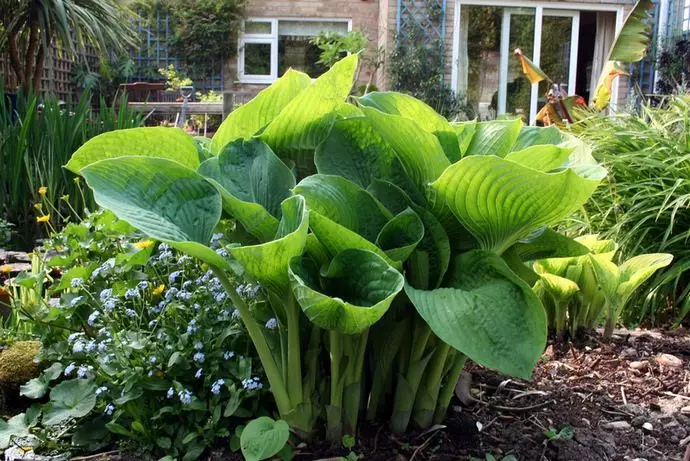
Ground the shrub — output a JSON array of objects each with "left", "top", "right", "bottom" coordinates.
[
  {"left": 66, "top": 55, "right": 605, "bottom": 440},
  {"left": 570, "top": 96, "right": 690, "bottom": 325},
  {"left": 1, "top": 210, "right": 265, "bottom": 458}
]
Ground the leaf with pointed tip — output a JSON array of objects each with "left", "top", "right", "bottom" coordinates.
[
  {"left": 405, "top": 250, "right": 547, "bottom": 379},
  {"left": 505, "top": 145, "right": 574, "bottom": 172},
  {"left": 431, "top": 156, "right": 605, "bottom": 253},
  {"left": 362, "top": 106, "right": 450, "bottom": 193},
  {"left": 210, "top": 69, "right": 312, "bottom": 153},
  {"left": 376, "top": 208, "right": 425, "bottom": 262},
  {"left": 260, "top": 55, "right": 358, "bottom": 176},
  {"left": 67, "top": 127, "right": 200, "bottom": 172},
  {"left": 289, "top": 249, "right": 404, "bottom": 334},
  {"left": 358, "top": 91, "right": 461, "bottom": 162},
  {"left": 511, "top": 126, "right": 563, "bottom": 152},
  {"left": 452, "top": 120, "right": 477, "bottom": 155},
  {"left": 198, "top": 139, "right": 294, "bottom": 242},
  {"left": 314, "top": 117, "right": 425, "bottom": 204},
  {"left": 617, "top": 253, "right": 673, "bottom": 304},
  {"left": 80, "top": 157, "right": 229, "bottom": 269},
  {"left": 607, "top": 0, "right": 654, "bottom": 63},
  {"left": 464, "top": 119, "right": 522, "bottom": 157},
  {"left": 513, "top": 228, "right": 590, "bottom": 261},
  {"left": 229, "top": 195, "right": 309, "bottom": 295}
]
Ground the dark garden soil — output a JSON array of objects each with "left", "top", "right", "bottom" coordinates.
[{"left": 291, "top": 328, "right": 690, "bottom": 461}]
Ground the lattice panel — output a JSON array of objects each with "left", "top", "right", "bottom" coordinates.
[{"left": 397, "top": 0, "right": 447, "bottom": 44}]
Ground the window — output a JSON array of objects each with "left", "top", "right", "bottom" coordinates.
[
  {"left": 684, "top": 0, "right": 690, "bottom": 32},
  {"left": 238, "top": 18, "right": 351, "bottom": 83}
]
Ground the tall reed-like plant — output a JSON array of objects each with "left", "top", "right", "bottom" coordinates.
[
  {"left": 0, "top": 83, "right": 145, "bottom": 248},
  {"left": 570, "top": 96, "right": 690, "bottom": 325}
]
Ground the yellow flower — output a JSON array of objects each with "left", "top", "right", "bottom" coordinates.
[
  {"left": 134, "top": 240, "right": 154, "bottom": 250},
  {"left": 38, "top": 186, "right": 47, "bottom": 196},
  {"left": 152, "top": 284, "right": 165, "bottom": 295},
  {"left": 0, "top": 265, "right": 11, "bottom": 273},
  {"left": 36, "top": 215, "right": 50, "bottom": 223}
]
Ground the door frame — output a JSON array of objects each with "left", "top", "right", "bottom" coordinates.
[{"left": 451, "top": 0, "right": 625, "bottom": 121}]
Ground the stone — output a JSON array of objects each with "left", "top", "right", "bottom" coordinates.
[
  {"left": 642, "top": 422, "right": 654, "bottom": 431},
  {"left": 682, "top": 406, "right": 690, "bottom": 415},
  {"left": 602, "top": 421, "right": 631, "bottom": 430},
  {"left": 621, "top": 403, "right": 646, "bottom": 416},
  {"left": 621, "top": 347, "right": 638, "bottom": 359},
  {"left": 657, "top": 353, "right": 683, "bottom": 368},
  {"left": 631, "top": 416, "right": 647, "bottom": 427},
  {"left": 629, "top": 360, "right": 648, "bottom": 370}
]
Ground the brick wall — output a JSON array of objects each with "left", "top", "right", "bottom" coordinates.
[{"left": 225, "top": 0, "right": 381, "bottom": 94}]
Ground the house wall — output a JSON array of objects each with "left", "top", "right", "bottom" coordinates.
[{"left": 225, "top": 0, "right": 381, "bottom": 95}]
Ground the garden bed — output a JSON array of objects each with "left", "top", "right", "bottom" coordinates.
[{"left": 287, "top": 329, "right": 689, "bottom": 461}]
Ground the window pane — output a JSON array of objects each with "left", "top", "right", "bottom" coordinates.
[
  {"left": 278, "top": 20, "right": 348, "bottom": 36},
  {"left": 278, "top": 36, "right": 326, "bottom": 77},
  {"left": 507, "top": 9, "right": 535, "bottom": 120},
  {"left": 245, "top": 21, "right": 272, "bottom": 35},
  {"left": 244, "top": 43, "right": 272, "bottom": 75},
  {"left": 538, "top": 16, "right": 573, "bottom": 111}
]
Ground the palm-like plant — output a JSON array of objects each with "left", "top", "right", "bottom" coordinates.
[{"left": 0, "top": 0, "right": 138, "bottom": 93}]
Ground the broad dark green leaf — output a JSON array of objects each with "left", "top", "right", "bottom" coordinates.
[
  {"left": 289, "top": 249, "right": 404, "bottom": 334},
  {"left": 43, "top": 379, "right": 97, "bottom": 426},
  {"left": 405, "top": 250, "right": 547, "bottom": 379},
  {"left": 211, "top": 69, "right": 312, "bottom": 153},
  {"left": 67, "top": 127, "right": 200, "bottom": 172},
  {"left": 376, "top": 208, "right": 425, "bottom": 262},
  {"left": 80, "top": 156, "right": 228, "bottom": 269}
]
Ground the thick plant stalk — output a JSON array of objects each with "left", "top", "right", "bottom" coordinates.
[
  {"left": 432, "top": 352, "right": 467, "bottom": 425},
  {"left": 413, "top": 340, "right": 450, "bottom": 429},
  {"left": 327, "top": 330, "right": 344, "bottom": 441},
  {"left": 286, "top": 296, "right": 304, "bottom": 408},
  {"left": 603, "top": 303, "right": 617, "bottom": 340},
  {"left": 342, "top": 330, "right": 369, "bottom": 436},
  {"left": 211, "top": 268, "right": 292, "bottom": 418}
]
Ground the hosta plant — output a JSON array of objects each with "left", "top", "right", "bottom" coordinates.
[
  {"left": 66, "top": 55, "right": 606, "bottom": 439},
  {"left": 533, "top": 235, "right": 672, "bottom": 339}
]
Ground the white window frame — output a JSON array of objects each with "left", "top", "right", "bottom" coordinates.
[
  {"left": 238, "top": 17, "right": 353, "bottom": 84},
  {"left": 451, "top": 0, "right": 625, "bottom": 123}
]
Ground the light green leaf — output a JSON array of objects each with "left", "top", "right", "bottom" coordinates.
[
  {"left": 20, "top": 363, "right": 63, "bottom": 399},
  {"left": 0, "top": 414, "right": 30, "bottom": 449},
  {"left": 43, "top": 379, "right": 97, "bottom": 426},
  {"left": 513, "top": 228, "right": 590, "bottom": 261},
  {"left": 260, "top": 55, "right": 358, "bottom": 176},
  {"left": 211, "top": 69, "right": 312, "bottom": 153},
  {"left": 80, "top": 157, "right": 228, "bottom": 270},
  {"left": 289, "top": 249, "right": 404, "bottom": 334},
  {"left": 464, "top": 119, "right": 523, "bottom": 157},
  {"left": 230, "top": 195, "right": 309, "bottom": 295},
  {"left": 505, "top": 145, "right": 573, "bottom": 172},
  {"left": 66, "top": 127, "right": 200, "bottom": 172},
  {"left": 452, "top": 120, "right": 477, "bottom": 155},
  {"left": 510, "top": 125, "right": 562, "bottom": 151},
  {"left": 431, "top": 155, "right": 605, "bottom": 253},
  {"left": 240, "top": 417, "right": 290, "bottom": 461},
  {"left": 617, "top": 253, "right": 673, "bottom": 303},
  {"left": 539, "top": 273, "right": 580, "bottom": 302},
  {"left": 405, "top": 250, "right": 547, "bottom": 379},
  {"left": 362, "top": 106, "right": 450, "bottom": 193},
  {"left": 358, "top": 91, "right": 461, "bottom": 162},
  {"left": 376, "top": 208, "right": 425, "bottom": 262},
  {"left": 607, "top": 0, "right": 654, "bottom": 63},
  {"left": 587, "top": 255, "right": 620, "bottom": 304},
  {"left": 199, "top": 139, "right": 294, "bottom": 242}
]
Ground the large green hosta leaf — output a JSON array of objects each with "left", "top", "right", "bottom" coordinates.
[
  {"left": 260, "top": 55, "right": 358, "bottom": 175},
  {"left": 198, "top": 139, "right": 294, "bottom": 242},
  {"left": 80, "top": 156, "right": 228, "bottom": 269},
  {"left": 452, "top": 120, "right": 477, "bottom": 155},
  {"left": 505, "top": 145, "right": 573, "bottom": 172},
  {"left": 405, "top": 250, "right": 547, "bottom": 379},
  {"left": 210, "top": 69, "right": 312, "bottom": 154},
  {"left": 230, "top": 195, "right": 309, "bottom": 295},
  {"left": 358, "top": 92, "right": 461, "bottom": 162},
  {"left": 289, "top": 249, "right": 404, "bottom": 334},
  {"left": 617, "top": 253, "right": 673, "bottom": 303},
  {"left": 362, "top": 106, "right": 450, "bottom": 193},
  {"left": 510, "top": 126, "right": 562, "bottom": 151},
  {"left": 464, "top": 119, "right": 522, "bottom": 157},
  {"left": 314, "top": 117, "right": 424, "bottom": 204},
  {"left": 66, "top": 127, "right": 200, "bottom": 172},
  {"left": 513, "top": 228, "right": 590, "bottom": 261},
  {"left": 431, "top": 156, "right": 605, "bottom": 253},
  {"left": 294, "top": 175, "right": 423, "bottom": 265}
]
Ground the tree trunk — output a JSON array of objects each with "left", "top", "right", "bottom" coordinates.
[
  {"left": 23, "top": 16, "right": 40, "bottom": 94},
  {"left": 7, "top": 33, "right": 24, "bottom": 87},
  {"left": 32, "top": 46, "right": 45, "bottom": 94}
]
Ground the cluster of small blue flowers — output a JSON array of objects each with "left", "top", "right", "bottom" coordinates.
[
  {"left": 241, "top": 376, "right": 263, "bottom": 391},
  {"left": 235, "top": 283, "right": 262, "bottom": 300}
]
